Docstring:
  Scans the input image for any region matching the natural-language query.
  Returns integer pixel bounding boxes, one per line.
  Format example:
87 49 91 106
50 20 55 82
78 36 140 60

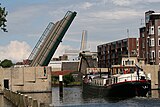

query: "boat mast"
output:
100 68 102 78
127 29 130 59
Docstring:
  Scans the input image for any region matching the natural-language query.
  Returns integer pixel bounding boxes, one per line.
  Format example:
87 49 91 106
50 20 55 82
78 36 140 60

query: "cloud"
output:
111 0 160 6
2 0 160 63
0 41 31 62
6 4 51 37
0 40 77 63
81 2 94 9
147 0 160 2
54 1 94 11
53 44 74 58
111 0 132 6
8 5 47 23
111 0 145 6
89 10 141 20
65 37 81 43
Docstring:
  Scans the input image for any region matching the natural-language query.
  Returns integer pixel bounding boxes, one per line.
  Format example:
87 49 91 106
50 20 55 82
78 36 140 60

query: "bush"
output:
51 74 75 86
63 74 75 86
1 59 13 68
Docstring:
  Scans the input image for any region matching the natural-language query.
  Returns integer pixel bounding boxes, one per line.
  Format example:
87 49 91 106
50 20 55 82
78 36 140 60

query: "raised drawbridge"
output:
28 11 77 66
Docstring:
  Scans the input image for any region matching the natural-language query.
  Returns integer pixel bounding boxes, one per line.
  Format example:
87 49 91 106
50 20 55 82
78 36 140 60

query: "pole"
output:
59 75 63 99
127 29 130 58
100 68 101 78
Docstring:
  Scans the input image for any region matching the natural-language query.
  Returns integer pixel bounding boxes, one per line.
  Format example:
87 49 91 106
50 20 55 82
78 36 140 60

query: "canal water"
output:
50 86 160 107
1 86 160 107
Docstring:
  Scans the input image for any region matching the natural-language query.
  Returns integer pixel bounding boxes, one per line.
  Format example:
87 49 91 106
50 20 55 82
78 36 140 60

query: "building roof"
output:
97 37 137 47
51 70 75 76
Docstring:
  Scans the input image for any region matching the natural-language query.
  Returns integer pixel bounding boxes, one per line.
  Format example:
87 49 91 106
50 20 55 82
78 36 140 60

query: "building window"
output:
150 50 155 59
142 33 144 38
142 42 145 48
145 15 150 23
149 26 154 35
124 60 134 65
150 38 154 47
125 61 127 65
158 38 160 46
159 50 160 58
158 26 160 36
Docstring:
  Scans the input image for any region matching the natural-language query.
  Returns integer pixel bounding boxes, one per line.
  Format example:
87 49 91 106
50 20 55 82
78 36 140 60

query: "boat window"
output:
116 77 118 83
106 80 109 85
113 77 116 83
130 68 134 73
112 79 114 84
140 76 146 80
113 77 118 84
109 79 112 85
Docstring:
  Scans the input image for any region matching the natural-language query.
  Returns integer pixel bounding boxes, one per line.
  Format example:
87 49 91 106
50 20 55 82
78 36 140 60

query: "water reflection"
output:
82 90 133 103
1 86 160 107
51 86 83 106
51 86 133 106
51 86 160 107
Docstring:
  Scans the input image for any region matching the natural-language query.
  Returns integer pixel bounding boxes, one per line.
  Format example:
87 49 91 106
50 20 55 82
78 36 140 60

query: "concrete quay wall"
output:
0 66 51 93
142 65 159 89
3 88 41 107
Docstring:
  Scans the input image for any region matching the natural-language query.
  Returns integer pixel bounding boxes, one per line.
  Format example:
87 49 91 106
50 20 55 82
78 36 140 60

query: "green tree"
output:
1 59 13 68
0 3 8 32
63 74 75 86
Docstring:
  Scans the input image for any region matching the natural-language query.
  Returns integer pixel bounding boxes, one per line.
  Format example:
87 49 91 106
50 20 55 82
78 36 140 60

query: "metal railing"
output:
28 22 55 61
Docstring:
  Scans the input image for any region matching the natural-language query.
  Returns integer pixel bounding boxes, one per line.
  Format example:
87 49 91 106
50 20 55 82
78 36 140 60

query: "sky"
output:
0 0 160 63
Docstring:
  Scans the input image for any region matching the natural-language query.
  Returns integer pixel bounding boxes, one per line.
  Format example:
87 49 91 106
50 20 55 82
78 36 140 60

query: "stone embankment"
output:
3 88 44 107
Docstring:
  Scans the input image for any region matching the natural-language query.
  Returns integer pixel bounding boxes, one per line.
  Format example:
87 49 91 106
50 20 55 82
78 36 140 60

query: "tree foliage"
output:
0 59 13 68
63 74 75 86
0 3 8 32
51 74 75 86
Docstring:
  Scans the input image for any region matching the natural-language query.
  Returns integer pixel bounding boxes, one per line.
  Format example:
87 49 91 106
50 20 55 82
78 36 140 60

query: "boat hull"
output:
82 80 150 98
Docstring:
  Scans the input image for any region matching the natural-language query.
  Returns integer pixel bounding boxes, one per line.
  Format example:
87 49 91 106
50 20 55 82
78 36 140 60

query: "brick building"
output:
97 38 137 68
139 10 160 65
